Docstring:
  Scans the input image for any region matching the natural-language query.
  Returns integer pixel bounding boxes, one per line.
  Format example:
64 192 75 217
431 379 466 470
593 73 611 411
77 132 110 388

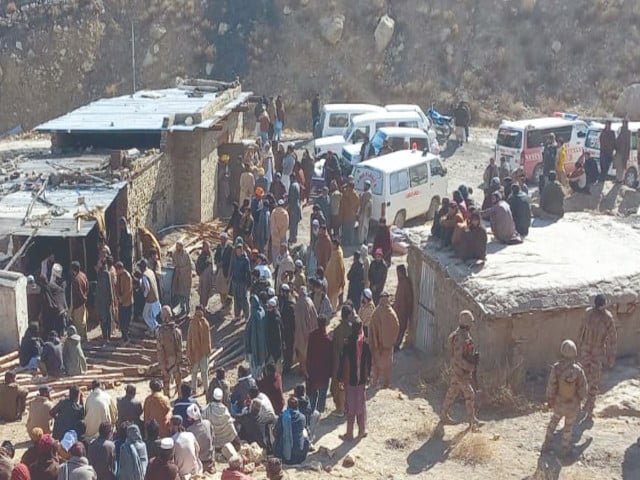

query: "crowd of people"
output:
1 126 421 478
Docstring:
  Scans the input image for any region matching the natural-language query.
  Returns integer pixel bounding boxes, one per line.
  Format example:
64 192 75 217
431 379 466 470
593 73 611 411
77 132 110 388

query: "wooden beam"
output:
210 123 224 131
233 104 250 113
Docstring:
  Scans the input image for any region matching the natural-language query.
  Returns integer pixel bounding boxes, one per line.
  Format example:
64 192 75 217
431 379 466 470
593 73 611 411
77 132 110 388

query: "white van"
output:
584 121 640 187
314 111 428 157
351 150 448 228
314 104 385 138
495 115 588 182
342 127 435 165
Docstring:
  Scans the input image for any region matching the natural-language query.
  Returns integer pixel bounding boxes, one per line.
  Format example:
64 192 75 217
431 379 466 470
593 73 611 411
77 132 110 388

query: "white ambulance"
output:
351 150 448 228
584 121 640 187
495 114 588 182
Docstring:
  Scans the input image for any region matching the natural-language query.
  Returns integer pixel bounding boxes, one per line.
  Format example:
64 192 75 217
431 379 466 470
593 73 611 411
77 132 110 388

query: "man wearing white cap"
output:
42 263 70 336
275 243 295 291
358 288 375 338
186 404 215 473
265 297 285 372
270 200 289 262
145 437 180 479
293 259 306 293
202 388 239 450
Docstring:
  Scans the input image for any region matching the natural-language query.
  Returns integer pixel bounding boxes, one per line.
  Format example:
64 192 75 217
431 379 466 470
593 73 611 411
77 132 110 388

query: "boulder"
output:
342 454 356 468
283 5 292 15
615 84 640 120
594 379 640 418
320 15 345 45
551 40 562 54
218 22 229 35
149 24 167 41
375 14 395 52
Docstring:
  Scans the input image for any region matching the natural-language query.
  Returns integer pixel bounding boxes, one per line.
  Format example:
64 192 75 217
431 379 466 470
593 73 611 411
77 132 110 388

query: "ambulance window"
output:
526 129 547 149
429 158 445 177
497 128 522 148
552 126 573 144
409 162 430 187
399 120 419 128
329 113 349 128
389 137 407 151
376 121 395 130
585 130 601 150
390 170 410 194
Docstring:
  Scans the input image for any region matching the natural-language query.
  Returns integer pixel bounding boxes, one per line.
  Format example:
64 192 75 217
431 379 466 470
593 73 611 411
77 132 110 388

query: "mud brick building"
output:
406 213 640 392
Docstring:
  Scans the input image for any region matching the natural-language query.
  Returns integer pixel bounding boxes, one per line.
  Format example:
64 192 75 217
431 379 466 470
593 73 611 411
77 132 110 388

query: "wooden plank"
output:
0 350 19 365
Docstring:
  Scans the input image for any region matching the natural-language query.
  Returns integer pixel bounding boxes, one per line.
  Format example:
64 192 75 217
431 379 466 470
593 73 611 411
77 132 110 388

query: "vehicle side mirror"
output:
577 131 586 138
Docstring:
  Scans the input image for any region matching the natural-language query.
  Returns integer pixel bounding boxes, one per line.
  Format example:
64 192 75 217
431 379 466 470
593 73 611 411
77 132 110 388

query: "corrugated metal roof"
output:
0 182 126 237
35 88 222 133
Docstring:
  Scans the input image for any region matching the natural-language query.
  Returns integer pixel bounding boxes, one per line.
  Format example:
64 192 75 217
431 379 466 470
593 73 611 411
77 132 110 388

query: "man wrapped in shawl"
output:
245 295 267 379
293 286 318 377
274 397 310 465
118 424 148 480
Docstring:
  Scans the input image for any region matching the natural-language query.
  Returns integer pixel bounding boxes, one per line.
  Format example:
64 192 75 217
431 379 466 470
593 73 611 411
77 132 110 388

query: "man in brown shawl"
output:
196 240 214 310
369 292 399 389
172 240 193 314
315 225 332 272
293 286 318 377
326 239 346 311
393 265 414 349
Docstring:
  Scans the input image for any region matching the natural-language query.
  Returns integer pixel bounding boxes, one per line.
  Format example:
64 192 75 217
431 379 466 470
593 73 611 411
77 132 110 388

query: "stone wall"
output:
168 131 201 225
125 152 174 234
408 245 640 393
0 270 28 354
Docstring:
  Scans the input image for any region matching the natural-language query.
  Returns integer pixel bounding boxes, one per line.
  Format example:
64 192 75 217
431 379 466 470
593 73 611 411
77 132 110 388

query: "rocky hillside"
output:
1 0 640 133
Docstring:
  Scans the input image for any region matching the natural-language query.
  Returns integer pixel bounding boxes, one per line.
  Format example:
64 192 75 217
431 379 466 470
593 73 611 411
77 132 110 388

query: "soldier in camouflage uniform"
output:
543 339 588 456
579 294 617 420
440 310 481 429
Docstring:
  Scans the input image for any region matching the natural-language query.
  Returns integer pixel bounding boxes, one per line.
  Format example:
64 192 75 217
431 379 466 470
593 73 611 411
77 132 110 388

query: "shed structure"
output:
406 213 640 391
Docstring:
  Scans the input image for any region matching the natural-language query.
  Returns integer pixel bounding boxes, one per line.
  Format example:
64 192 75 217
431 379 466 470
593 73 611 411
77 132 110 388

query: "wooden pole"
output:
4 230 37 271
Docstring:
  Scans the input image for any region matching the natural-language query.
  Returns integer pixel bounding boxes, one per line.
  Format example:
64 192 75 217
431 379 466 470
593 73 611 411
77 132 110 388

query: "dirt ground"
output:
2 128 639 480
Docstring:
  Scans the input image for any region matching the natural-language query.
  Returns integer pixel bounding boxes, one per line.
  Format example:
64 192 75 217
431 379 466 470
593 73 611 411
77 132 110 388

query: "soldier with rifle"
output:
439 310 482 431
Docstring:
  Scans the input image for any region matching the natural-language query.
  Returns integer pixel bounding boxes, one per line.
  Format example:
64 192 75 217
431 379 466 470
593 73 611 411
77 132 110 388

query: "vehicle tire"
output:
531 163 543 185
624 167 638 188
426 196 440 221
393 210 406 229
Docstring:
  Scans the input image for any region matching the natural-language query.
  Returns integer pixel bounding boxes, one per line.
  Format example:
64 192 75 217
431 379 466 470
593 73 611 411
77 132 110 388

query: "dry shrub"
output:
485 385 534 414
450 433 495 465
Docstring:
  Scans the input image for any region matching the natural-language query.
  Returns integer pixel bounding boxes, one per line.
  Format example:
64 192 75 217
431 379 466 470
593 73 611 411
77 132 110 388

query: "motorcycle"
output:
427 104 454 144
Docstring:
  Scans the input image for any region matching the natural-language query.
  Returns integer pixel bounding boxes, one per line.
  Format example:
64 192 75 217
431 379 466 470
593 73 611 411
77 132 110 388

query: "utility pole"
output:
131 21 136 95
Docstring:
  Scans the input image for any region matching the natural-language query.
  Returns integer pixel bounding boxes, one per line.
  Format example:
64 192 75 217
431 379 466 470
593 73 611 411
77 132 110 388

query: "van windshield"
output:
496 128 523 149
585 129 601 150
352 165 383 195
344 123 355 140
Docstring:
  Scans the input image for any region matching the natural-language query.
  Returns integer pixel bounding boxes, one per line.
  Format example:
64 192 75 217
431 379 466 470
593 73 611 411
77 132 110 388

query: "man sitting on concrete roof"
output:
534 171 565 220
